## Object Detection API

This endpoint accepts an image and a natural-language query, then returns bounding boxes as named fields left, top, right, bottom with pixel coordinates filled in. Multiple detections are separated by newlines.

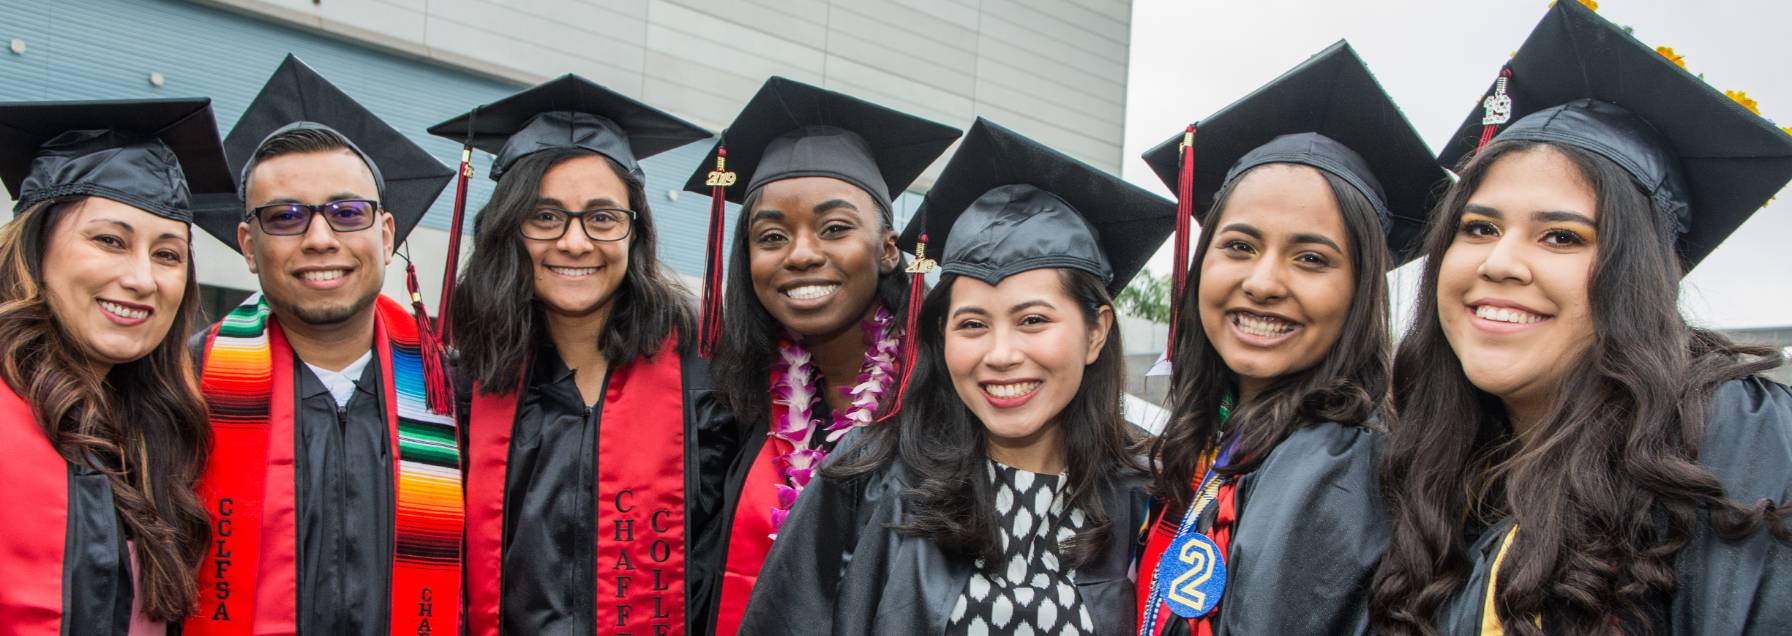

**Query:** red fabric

left=0, top=384, right=66, bottom=634
left=1134, top=477, right=1240, bottom=636
left=712, top=436, right=792, bottom=636
left=464, top=339, right=688, bottom=636
left=188, top=320, right=297, bottom=635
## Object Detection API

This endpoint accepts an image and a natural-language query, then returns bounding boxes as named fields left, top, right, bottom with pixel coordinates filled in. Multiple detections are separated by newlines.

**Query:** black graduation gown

left=190, top=336, right=395, bottom=635
left=62, top=463, right=136, bottom=635
left=737, top=443, right=1150, bottom=636
left=1147, top=422, right=1388, bottom=636
left=1434, top=376, right=1792, bottom=635
left=459, top=342, right=738, bottom=635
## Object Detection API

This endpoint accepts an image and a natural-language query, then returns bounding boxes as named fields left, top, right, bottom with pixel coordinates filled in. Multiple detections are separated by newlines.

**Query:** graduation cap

left=0, top=98, right=233, bottom=223
left=1439, top=0, right=1792, bottom=269
left=427, top=73, right=711, bottom=183
left=681, top=76, right=961, bottom=356
left=195, top=54, right=454, bottom=252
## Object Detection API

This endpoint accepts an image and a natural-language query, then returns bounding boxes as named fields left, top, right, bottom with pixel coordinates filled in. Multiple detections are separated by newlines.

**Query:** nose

left=1476, top=234, right=1533, bottom=285
left=298, top=210, right=342, bottom=253
left=554, top=222, right=596, bottom=257
left=783, top=231, right=824, bottom=271
left=983, top=325, right=1026, bottom=372
left=1239, top=257, right=1288, bottom=305
left=116, top=251, right=158, bottom=298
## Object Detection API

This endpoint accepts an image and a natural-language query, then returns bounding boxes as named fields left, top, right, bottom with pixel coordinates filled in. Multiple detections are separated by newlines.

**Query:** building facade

left=1, top=0, right=1135, bottom=320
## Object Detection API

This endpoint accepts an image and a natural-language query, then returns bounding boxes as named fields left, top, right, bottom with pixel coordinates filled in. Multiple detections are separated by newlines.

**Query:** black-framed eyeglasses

left=248, top=199, right=381, bottom=236
left=521, top=207, right=635, bottom=242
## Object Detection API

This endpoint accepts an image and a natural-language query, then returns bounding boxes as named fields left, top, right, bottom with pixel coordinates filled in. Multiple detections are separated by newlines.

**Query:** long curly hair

left=829, top=269, right=1139, bottom=568
left=451, top=147, right=694, bottom=393
left=0, top=198, right=212, bottom=621
left=1147, top=167, right=1392, bottom=514
left=1369, top=139, right=1791, bottom=635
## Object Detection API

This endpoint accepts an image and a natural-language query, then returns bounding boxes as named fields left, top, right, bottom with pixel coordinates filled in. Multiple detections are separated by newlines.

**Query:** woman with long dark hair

left=737, top=118, right=1176, bottom=635
left=680, top=77, right=960, bottom=636
left=0, top=99, right=231, bottom=634
left=1134, top=43, right=1447, bottom=636
left=433, top=75, right=735, bottom=636
left=1371, top=4, right=1792, bottom=634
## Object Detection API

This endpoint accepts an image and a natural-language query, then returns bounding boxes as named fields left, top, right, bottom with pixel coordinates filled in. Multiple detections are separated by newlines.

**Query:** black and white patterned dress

left=945, top=461, right=1095, bottom=636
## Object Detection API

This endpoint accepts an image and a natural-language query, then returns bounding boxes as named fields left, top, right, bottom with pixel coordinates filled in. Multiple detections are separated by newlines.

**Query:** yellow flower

left=1657, top=46, right=1686, bottom=69
left=1726, top=90, right=1761, bottom=115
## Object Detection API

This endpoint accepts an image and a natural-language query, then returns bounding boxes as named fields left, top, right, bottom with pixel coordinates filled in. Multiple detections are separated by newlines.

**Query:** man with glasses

left=188, top=55, right=463, bottom=636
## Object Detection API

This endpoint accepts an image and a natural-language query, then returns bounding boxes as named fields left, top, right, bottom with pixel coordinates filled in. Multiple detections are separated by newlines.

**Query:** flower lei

left=766, top=305, right=901, bottom=536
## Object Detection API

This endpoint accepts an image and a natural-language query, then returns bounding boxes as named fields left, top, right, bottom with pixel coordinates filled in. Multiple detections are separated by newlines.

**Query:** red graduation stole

left=1136, top=476, right=1240, bottom=636
left=185, top=295, right=464, bottom=635
left=0, top=384, right=71, bottom=634
left=713, top=437, right=788, bottom=636
left=464, top=338, right=688, bottom=636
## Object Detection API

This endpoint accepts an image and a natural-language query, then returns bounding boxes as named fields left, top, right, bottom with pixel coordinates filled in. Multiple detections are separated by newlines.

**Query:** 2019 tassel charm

left=699, top=145, right=736, bottom=358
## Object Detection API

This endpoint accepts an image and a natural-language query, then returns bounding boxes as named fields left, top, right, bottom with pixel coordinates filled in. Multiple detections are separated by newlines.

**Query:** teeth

left=1234, top=312, right=1295, bottom=338
left=300, top=269, right=347, bottom=282
left=1475, top=305, right=1545, bottom=324
left=99, top=300, right=148, bottom=320
left=985, top=381, right=1041, bottom=398
left=783, top=284, right=839, bottom=300
left=548, top=266, right=599, bottom=277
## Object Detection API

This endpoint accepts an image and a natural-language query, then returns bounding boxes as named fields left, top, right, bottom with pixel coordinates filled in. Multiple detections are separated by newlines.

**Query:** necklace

left=766, top=305, right=900, bottom=536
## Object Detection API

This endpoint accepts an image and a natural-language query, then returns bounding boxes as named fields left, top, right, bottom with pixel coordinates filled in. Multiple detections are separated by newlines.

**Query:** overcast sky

left=1121, top=0, right=1792, bottom=331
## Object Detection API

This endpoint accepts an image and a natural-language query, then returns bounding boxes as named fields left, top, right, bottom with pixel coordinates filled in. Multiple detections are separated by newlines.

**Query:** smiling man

left=185, top=55, right=462, bottom=636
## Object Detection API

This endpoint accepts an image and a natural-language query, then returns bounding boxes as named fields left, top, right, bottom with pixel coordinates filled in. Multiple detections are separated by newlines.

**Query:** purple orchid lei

left=767, top=305, right=900, bottom=537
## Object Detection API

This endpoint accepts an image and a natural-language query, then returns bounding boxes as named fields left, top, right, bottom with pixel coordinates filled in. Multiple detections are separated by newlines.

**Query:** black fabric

left=196, top=54, right=454, bottom=251
left=467, top=341, right=739, bottom=635
left=1436, top=0, right=1792, bottom=268
left=899, top=118, right=1176, bottom=295
left=1147, top=422, right=1387, bottom=636
left=0, top=98, right=233, bottom=222
left=1434, top=377, right=1792, bottom=635
left=293, top=350, right=394, bottom=635
left=61, top=463, right=134, bottom=636
left=1137, top=41, right=1444, bottom=265
left=737, top=440, right=1149, bottom=636
left=428, top=73, right=710, bottom=183
left=679, top=76, right=961, bottom=209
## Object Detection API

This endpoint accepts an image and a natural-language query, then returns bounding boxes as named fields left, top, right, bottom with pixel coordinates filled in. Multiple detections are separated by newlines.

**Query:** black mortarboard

left=899, top=118, right=1176, bottom=296
left=0, top=98, right=233, bottom=224
left=1439, top=0, right=1792, bottom=269
left=1141, top=41, right=1445, bottom=266
left=427, top=74, right=711, bottom=182
left=680, top=76, right=961, bottom=212
left=196, top=54, right=454, bottom=252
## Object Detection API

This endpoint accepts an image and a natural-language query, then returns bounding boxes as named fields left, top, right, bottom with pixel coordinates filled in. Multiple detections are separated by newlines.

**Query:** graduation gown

left=190, top=337, right=396, bottom=634
left=736, top=442, right=1150, bottom=636
left=459, top=340, right=739, bottom=635
left=1435, top=376, right=1792, bottom=635
left=0, top=384, right=136, bottom=635
left=1137, top=422, right=1388, bottom=636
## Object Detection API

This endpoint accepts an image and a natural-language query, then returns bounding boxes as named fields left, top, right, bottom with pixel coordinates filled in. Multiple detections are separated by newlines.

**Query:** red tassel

left=1475, top=68, right=1514, bottom=156
left=407, top=261, right=454, bottom=415
left=698, top=145, right=734, bottom=358
left=437, top=146, right=473, bottom=347
left=877, top=233, right=936, bottom=423
left=1166, top=125, right=1196, bottom=362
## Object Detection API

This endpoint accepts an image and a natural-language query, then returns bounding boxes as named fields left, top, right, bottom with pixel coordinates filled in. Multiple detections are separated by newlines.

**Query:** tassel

left=1166, top=125, right=1196, bottom=362
left=406, top=260, right=454, bottom=415
left=437, top=109, right=478, bottom=347
left=1475, top=68, right=1514, bottom=155
left=876, top=233, right=936, bottom=423
left=698, top=144, right=735, bottom=358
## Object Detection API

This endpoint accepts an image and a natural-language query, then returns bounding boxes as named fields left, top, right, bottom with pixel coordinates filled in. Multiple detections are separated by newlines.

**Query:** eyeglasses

left=521, top=207, right=635, bottom=242
left=248, top=199, right=380, bottom=236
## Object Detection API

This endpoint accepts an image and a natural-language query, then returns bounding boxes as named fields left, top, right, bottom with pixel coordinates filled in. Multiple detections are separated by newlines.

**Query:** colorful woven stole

left=0, top=385, right=69, bottom=634
left=186, top=294, right=463, bottom=635
left=465, top=338, right=687, bottom=636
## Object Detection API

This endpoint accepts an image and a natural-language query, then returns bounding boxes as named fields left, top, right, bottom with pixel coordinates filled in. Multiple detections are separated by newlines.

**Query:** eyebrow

left=950, top=298, right=1057, bottom=319
left=749, top=209, right=785, bottom=224
left=812, top=199, right=859, bottom=216
left=1290, top=232, right=1344, bottom=253
left=1534, top=210, right=1596, bottom=225
left=1217, top=223, right=1262, bottom=239
left=256, top=193, right=374, bottom=207
left=539, top=197, right=621, bottom=209
left=1463, top=204, right=1503, bottom=218
left=90, top=218, right=135, bottom=234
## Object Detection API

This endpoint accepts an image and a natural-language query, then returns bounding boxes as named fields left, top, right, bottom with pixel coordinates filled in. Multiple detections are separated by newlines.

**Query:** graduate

left=186, top=55, right=463, bottom=635
left=738, top=118, right=1176, bottom=636
left=0, top=99, right=232, bottom=635
left=1368, top=3, right=1792, bottom=634
left=677, top=76, right=960, bottom=636
left=429, top=74, right=733, bottom=636
left=1132, top=42, right=1447, bottom=636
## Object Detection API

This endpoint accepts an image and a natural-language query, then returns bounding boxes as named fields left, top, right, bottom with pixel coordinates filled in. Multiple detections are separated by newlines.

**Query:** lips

left=547, top=265, right=601, bottom=278
left=782, top=283, right=840, bottom=301
left=97, top=298, right=152, bottom=325
left=981, top=379, right=1042, bottom=408
left=1227, top=309, right=1300, bottom=345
